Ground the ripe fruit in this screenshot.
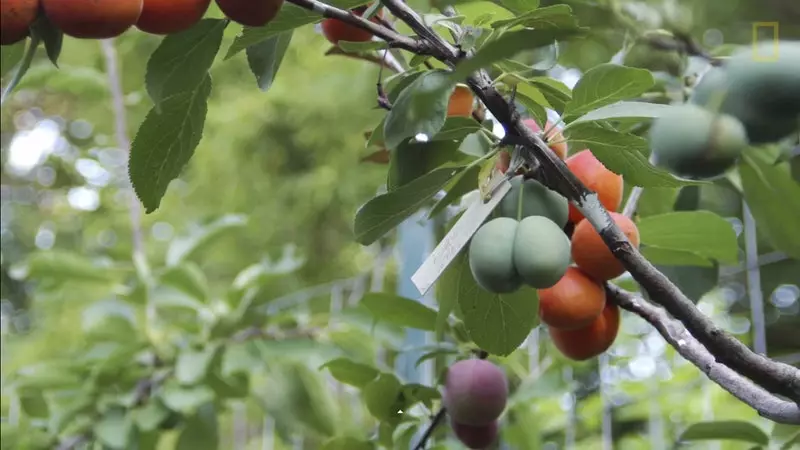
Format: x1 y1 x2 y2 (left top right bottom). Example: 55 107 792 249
443 359 508 426
623 30 685 77
537 267 606 330
1 0 38 45
468 218 521 293
42 0 143 39
549 302 620 361
571 212 640 282
513 216 571 289
522 118 567 160
452 420 499 449
216 0 284 27
321 6 380 45
136 0 211 35
649 104 748 179
498 176 569 227
447 84 474 117
690 42 800 144
565 150 623 224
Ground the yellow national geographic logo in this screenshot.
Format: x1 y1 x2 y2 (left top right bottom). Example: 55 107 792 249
752 22 780 62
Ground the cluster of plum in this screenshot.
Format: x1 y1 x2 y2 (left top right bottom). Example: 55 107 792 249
650 40 800 180
0 0 381 46
469 119 637 361
442 358 508 449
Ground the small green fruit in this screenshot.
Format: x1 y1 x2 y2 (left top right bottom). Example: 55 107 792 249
650 104 749 179
497 176 569 227
468 218 521 294
512 216 571 288
623 30 685 77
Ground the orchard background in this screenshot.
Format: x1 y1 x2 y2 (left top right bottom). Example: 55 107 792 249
1 0 799 449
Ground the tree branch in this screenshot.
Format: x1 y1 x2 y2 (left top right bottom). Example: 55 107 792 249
284 0 800 404
607 284 800 425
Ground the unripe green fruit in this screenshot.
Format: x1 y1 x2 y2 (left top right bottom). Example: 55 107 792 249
469 218 521 293
498 176 569 227
650 104 748 179
623 31 685 77
690 41 800 144
443 359 508 426
512 216 571 288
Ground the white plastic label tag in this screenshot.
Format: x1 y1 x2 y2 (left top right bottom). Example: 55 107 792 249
411 173 512 296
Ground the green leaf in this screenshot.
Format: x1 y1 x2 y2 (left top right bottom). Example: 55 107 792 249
566 101 675 127
383 70 457 150
145 19 226 106
678 421 769 446
428 164 481 218
458 130 495 157
176 346 220 385
18 389 49 418
363 373 404 423
388 140 465 190
401 383 441 409
246 30 293 92
1 41 26 78
563 64 655 121
338 40 389 52
354 166 466 245
130 76 213 213
638 211 739 264
323 437 375 450
93 409 134 449
739 150 800 259
0 34 38 105
159 382 216 414
496 0 540 14
320 358 380 388
224 0 369 59
17 250 124 283
491 4 579 30
176 403 219 450
640 247 714 267
441 251 539 356
771 423 800 450
452 28 583 80
564 124 699 188
433 116 484 141
131 400 171 432
360 293 439 331
29 13 62 67
160 263 209 301
167 214 249 266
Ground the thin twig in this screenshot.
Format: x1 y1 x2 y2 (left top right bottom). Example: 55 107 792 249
607 284 800 425
413 407 447 450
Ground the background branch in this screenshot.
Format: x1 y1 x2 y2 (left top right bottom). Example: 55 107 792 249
607 284 800 424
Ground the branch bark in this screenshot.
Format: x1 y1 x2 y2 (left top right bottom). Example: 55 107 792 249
283 0 800 404
607 284 800 425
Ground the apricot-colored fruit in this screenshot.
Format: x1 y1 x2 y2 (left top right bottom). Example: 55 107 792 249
571 212 640 282
447 84 474 117
1 0 38 45
321 6 381 44
443 359 508 426
136 0 211 34
495 151 511 174
565 150 623 224
216 0 284 27
452 419 499 449
522 118 568 160
537 266 606 330
42 0 143 39
549 301 620 361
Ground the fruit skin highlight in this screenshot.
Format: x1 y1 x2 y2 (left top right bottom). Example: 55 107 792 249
216 0 284 27
451 420 499 449
443 359 508 426
537 266 606 330
512 216 571 289
0 0 39 45
42 0 143 39
565 150 623 224
549 302 621 361
497 176 569 227
571 212 640 282
136 0 211 35
468 218 522 294
649 104 749 180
